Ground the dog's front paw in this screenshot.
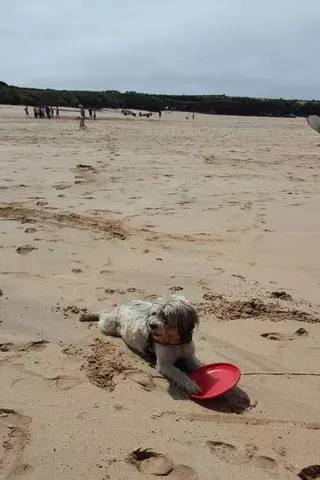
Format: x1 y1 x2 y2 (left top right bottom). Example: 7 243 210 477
185 379 201 395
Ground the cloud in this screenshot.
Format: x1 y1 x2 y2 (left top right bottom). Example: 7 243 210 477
1 0 320 98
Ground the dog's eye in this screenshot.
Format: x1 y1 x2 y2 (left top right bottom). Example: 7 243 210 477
159 313 167 323
150 312 156 316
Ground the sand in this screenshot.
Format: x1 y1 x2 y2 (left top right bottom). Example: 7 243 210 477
0 105 319 480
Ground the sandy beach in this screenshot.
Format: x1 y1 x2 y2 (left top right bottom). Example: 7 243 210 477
1 105 320 480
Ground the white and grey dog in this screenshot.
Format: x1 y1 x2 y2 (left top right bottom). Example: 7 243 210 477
80 294 202 394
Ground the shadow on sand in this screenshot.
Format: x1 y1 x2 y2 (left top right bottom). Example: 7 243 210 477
167 383 251 414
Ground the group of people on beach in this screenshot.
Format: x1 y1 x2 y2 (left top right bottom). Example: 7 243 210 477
24 105 60 119
23 104 97 130
24 104 194 130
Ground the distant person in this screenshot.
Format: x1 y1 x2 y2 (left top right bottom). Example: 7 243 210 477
88 108 93 119
40 107 45 119
24 106 29 117
79 104 85 118
50 106 54 118
79 104 87 130
56 106 60 118
159 111 162 119
93 109 96 120
45 106 51 119
33 106 37 118
192 112 195 120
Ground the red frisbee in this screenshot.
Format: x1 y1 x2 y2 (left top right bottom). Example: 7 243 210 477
188 363 241 400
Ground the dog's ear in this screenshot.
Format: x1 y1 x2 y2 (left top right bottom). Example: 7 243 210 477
176 303 199 344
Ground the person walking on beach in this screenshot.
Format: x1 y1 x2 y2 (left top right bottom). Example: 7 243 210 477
56 106 60 118
93 109 96 120
79 104 87 130
24 106 29 117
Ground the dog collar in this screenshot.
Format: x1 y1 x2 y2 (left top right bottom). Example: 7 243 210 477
144 333 192 354
153 339 190 346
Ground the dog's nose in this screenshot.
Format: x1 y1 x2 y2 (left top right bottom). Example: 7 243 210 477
149 323 157 330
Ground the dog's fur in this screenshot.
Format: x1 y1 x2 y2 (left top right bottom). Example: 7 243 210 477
80 294 202 394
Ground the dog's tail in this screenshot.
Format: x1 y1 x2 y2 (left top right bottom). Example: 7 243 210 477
79 312 100 322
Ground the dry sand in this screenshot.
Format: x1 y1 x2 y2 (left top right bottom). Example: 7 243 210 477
0 105 319 480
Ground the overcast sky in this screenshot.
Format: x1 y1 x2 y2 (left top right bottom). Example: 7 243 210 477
1 0 320 99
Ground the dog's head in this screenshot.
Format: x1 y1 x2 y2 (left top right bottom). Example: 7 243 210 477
147 294 198 345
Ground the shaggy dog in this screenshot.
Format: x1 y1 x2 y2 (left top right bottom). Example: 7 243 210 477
80 294 202 394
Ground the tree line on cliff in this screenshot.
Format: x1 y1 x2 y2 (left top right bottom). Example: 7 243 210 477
0 80 318 117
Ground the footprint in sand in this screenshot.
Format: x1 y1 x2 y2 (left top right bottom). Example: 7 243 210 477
1 343 14 352
0 408 32 478
104 288 125 295
127 449 198 478
59 305 87 318
252 455 278 471
54 183 71 191
0 340 48 353
169 286 184 292
61 344 84 357
270 291 292 301
298 465 320 479
16 245 37 255
207 441 278 471
18 340 49 352
261 328 308 341
52 375 83 391
127 372 155 392
127 449 173 475
206 441 243 464
168 465 198 479
76 164 97 172
36 200 48 207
